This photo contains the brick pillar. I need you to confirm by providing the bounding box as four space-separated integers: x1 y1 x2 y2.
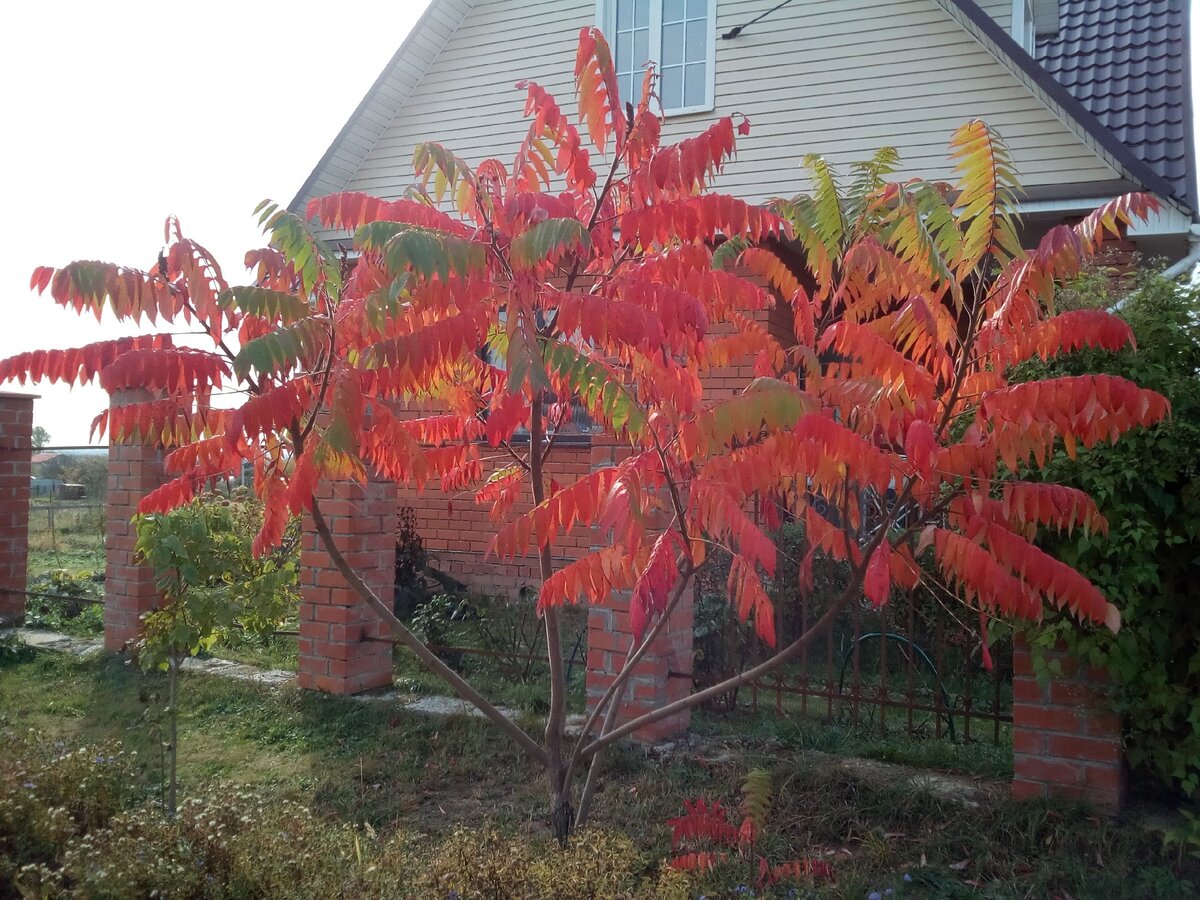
104 390 168 652
1012 633 1125 815
0 393 35 626
298 476 395 694
584 437 693 744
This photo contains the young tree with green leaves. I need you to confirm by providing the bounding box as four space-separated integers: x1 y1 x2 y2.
134 495 297 816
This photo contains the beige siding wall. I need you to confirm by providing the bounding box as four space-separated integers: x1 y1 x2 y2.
346 0 1117 205
978 0 1014 32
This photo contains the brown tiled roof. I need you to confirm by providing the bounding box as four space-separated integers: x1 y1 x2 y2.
1036 0 1195 211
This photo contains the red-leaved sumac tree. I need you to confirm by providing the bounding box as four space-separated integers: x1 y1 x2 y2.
1 29 1168 839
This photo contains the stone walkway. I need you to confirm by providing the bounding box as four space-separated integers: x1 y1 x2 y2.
8 627 525 722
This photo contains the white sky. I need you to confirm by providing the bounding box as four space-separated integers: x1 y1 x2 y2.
0 0 430 445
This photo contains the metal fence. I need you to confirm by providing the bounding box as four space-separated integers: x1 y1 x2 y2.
695 564 1013 745
26 446 108 555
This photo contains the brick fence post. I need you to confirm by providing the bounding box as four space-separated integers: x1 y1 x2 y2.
104 389 168 652
584 437 693 744
0 392 35 626
298 476 396 694
1011 632 1125 814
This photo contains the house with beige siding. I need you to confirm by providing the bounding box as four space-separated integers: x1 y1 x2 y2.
293 0 1195 261
289 0 1195 597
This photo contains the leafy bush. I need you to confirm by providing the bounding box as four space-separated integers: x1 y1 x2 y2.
23 570 104 636
134 492 300 816
411 591 586 688
393 506 429 620
416 827 689 899
1022 271 1200 797
0 631 34 665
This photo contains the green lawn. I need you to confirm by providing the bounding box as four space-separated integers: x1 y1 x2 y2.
1 649 1196 898
25 547 104 580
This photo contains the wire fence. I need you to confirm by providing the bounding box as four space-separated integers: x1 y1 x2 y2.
27 445 108 555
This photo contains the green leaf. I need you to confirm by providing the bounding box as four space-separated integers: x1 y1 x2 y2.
678 378 814 458
359 224 486 283
509 218 589 270
256 201 342 296
217 287 312 324
542 342 646 438
234 318 330 379
711 237 749 271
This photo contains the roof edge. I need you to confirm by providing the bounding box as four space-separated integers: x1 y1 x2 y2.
1182 0 1198 214
288 0 447 214
938 0 1194 217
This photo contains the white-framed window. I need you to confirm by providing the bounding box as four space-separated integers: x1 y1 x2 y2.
597 0 717 116
1011 0 1036 52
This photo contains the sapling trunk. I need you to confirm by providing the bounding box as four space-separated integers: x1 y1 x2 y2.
166 651 181 819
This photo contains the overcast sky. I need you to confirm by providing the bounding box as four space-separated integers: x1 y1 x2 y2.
0 0 430 445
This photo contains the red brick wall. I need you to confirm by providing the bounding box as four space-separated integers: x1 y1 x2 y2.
399 441 596 596
1012 633 1125 815
586 590 694 743
0 393 34 626
104 390 168 652
298 476 396 694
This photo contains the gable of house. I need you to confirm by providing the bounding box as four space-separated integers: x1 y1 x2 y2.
296 0 1179 219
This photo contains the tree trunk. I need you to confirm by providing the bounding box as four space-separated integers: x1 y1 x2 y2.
166 654 180 819
548 765 574 845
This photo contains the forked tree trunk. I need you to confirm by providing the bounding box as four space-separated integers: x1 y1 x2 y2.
310 493 877 843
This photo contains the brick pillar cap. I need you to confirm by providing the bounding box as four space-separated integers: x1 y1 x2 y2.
0 392 39 400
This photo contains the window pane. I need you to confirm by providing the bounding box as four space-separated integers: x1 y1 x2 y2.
633 27 649 67
616 31 632 73
635 0 649 27
662 22 684 65
618 72 633 106
663 0 685 23
686 0 708 18
684 62 706 107
685 19 706 62
661 65 683 110
616 0 634 31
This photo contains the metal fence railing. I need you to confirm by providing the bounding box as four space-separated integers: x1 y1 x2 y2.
695 570 1013 745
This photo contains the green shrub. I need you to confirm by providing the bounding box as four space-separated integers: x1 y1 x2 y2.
1021 271 1200 797
52 786 376 899
410 826 689 899
0 631 34 665
411 591 586 690
23 570 104 636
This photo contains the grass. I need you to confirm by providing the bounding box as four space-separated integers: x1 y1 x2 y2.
1 648 1196 897
25 547 104 580
691 705 1013 780
25 503 104 560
